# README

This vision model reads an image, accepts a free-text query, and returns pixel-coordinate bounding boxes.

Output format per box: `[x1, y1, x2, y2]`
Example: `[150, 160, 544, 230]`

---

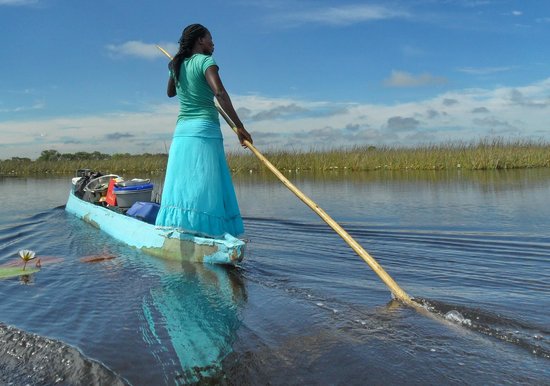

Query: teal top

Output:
[175, 54, 219, 123]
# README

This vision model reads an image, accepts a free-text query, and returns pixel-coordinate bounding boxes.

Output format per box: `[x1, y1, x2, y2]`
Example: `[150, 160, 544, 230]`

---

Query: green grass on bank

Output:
[1, 139, 549, 177]
[0, 153, 167, 177]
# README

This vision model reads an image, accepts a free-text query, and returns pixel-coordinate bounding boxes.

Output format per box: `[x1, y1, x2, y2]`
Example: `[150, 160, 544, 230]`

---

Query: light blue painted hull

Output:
[65, 190, 245, 265]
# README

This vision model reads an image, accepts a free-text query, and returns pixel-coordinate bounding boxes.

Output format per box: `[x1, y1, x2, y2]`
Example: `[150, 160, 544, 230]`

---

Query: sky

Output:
[1, 0, 549, 160]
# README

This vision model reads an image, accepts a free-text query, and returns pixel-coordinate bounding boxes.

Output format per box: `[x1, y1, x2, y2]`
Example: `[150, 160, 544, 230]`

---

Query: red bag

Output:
[105, 178, 117, 206]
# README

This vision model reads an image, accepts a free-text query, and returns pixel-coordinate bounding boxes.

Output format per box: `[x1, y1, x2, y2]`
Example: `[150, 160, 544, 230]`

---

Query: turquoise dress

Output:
[155, 54, 244, 238]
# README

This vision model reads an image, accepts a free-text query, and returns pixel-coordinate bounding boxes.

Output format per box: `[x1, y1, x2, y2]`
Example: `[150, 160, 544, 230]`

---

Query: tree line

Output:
[4, 149, 167, 162]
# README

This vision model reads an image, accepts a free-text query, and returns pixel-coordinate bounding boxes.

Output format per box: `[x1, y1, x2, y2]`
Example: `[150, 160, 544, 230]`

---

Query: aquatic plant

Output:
[18, 250, 36, 271]
[226, 138, 550, 173]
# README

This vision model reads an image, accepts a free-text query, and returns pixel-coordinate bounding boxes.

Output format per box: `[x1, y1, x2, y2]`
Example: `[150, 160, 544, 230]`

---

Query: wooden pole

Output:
[156, 45, 415, 306]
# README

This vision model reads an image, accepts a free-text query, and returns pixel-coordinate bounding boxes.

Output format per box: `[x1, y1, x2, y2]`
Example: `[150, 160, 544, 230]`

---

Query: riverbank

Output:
[1, 139, 549, 176]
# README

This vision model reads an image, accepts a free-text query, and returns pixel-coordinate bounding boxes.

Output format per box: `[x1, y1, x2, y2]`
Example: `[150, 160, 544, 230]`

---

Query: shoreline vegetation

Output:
[1, 139, 549, 177]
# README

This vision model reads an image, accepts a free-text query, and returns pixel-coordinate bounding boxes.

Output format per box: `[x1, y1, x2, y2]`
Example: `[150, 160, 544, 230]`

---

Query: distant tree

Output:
[90, 151, 110, 160]
[38, 149, 62, 161]
[60, 153, 76, 161]
[74, 151, 91, 160]
[112, 153, 132, 158]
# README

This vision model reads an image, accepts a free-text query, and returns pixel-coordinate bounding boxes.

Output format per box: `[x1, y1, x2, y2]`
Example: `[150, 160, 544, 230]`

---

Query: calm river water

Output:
[0, 169, 549, 385]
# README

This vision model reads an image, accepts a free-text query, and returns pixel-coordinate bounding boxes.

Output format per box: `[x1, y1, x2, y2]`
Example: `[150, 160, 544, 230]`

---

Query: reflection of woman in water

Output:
[155, 24, 252, 238]
[142, 262, 246, 382]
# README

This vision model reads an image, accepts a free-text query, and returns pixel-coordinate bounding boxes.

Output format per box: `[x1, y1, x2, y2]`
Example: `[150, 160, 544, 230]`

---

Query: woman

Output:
[155, 24, 252, 238]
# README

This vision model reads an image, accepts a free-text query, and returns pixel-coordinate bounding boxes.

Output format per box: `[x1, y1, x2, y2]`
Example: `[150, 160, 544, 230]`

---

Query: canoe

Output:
[65, 179, 245, 265]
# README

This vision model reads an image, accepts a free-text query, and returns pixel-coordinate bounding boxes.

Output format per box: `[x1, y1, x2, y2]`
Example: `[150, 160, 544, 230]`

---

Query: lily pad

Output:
[0, 266, 40, 279]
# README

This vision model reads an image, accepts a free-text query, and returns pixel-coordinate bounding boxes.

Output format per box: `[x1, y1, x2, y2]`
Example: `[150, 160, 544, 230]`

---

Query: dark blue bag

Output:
[126, 202, 160, 224]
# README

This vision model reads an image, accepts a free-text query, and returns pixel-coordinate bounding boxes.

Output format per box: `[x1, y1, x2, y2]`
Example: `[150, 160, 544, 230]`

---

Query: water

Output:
[0, 170, 549, 385]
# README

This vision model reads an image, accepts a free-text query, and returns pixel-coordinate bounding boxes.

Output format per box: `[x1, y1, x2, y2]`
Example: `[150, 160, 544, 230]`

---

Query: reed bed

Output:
[1, 139, 549, 176]
[227, 138, 550, 173]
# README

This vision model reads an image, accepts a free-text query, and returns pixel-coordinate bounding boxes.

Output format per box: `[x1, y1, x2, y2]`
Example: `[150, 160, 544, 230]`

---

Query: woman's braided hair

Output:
[170, 24, 209, 82]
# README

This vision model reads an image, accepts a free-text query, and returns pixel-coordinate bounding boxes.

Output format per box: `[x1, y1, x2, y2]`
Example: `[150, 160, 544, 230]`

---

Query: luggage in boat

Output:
[126, 201, 160, 224]
[116, 178, 150, 187]
[82, 174, 120, 203]
[114, 183, 154, 208]
[72, 170, 154, 208]
[105, 179, 118, 206]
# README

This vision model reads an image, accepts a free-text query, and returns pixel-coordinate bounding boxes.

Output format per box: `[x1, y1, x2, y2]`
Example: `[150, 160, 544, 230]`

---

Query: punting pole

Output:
[156, 45, 415, 306]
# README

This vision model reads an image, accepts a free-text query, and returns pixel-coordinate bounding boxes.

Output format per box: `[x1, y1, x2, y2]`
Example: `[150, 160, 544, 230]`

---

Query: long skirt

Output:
[155, 119, 244, 238]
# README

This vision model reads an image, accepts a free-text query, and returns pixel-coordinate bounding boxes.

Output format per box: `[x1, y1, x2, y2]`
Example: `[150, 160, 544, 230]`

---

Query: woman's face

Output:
[199, 32, 214, 55]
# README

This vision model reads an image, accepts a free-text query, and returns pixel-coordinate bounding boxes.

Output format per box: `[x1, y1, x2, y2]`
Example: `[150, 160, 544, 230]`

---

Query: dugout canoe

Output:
[65, 188, 245, 265]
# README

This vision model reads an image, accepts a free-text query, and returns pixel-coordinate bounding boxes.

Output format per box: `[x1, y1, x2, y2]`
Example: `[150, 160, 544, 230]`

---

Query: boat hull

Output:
[65, 191, 245, 265]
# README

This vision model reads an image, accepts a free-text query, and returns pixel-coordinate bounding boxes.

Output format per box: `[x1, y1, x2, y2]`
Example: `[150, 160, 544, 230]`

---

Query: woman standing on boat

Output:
[156, 24, 252, 238]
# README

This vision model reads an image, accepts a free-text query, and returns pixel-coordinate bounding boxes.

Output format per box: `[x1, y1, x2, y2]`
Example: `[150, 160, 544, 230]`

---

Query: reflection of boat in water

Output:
[141, 262, 246, 383]
[65, 174, 245, 265]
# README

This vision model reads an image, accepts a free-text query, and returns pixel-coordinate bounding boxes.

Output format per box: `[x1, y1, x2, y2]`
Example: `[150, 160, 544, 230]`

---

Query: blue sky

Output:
[1, 0, 549, 159]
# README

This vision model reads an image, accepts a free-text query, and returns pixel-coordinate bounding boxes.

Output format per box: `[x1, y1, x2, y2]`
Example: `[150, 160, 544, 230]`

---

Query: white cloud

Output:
[272, 4, 409, 26]
[440, 1, 492, 8]
[0, 101, 44, 113]
[231, 79, 549, 148]
[0, 105, 178, 159]
[106, 41, 179, 60]
[471, 107, 489, 113]
[386, 116, 420, 131]
[458, 66, 514, 75]
[1, 78, 549, 159]
[384, 70, 447, 87]
[0, 0, 38, 5]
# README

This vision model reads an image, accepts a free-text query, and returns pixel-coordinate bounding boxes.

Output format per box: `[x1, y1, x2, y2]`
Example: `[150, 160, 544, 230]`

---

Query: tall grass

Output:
[1, 138, 549, 176]
[227, 138, 550, 173]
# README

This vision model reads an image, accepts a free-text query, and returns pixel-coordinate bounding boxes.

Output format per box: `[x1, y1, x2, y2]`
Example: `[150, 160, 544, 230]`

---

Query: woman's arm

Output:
[205, 66, 253, 147]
